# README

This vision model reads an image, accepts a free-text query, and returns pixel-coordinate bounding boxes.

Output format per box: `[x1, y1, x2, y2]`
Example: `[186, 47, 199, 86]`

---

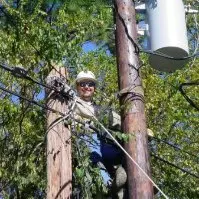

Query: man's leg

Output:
[100, 142, 127, 199]
[112, 165, 127, 199]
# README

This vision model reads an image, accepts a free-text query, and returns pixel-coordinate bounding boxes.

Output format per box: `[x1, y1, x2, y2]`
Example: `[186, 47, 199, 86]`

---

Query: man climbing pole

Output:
[66, 70, 154, 198]
[71, 70, 127, 199]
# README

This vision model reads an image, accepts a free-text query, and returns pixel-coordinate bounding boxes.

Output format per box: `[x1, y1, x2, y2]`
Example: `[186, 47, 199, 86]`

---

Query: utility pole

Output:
[46, 66, 72, 199]
[114, 0, 154, 198]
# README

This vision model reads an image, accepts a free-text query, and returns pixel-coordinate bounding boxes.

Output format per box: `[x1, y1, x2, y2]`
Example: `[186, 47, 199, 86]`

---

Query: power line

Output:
[72, 117, 199, 163]
[0, 62, 72, 99]
[140, 49, 199, 60]
[179, 80, 199, 111]
[0, 84, 64, 116]
[0, 60, 198, 167]
[150, 137, 199, 159]
[152, 153, 199, 179]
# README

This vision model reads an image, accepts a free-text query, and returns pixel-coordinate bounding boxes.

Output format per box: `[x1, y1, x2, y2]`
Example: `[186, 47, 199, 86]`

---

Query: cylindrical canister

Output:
[146, 0, 189, 72]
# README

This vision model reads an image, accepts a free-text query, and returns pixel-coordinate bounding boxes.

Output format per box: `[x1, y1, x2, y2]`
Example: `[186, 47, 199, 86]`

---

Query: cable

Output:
[0, 62, 73, 99]
[179, 80, 199, 111]
[150, 137, 199, 159]
[94, 117, 169, 198]
[75, 98, 169, 199]
[1, 80, 197, 167]
[46, 114, 70, 133]
[0, 61, 197, 189]
[72, 116, 199, 166]
[0, 84, 65, 116]
[0, 84, 77, 149]
[46, 98, 77, 133]
[152, 153, 199, 179]
[140, 49, 199, 60]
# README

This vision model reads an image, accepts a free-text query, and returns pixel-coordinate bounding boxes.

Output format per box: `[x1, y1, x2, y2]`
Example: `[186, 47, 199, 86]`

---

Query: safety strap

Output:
[118, 85, 144, 98]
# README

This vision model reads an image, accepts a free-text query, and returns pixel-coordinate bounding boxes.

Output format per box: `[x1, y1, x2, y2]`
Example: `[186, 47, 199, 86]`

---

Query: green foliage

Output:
[0, 0, 198, 198]
[72, 136, 108, 198]
[142, 55, 199, 198]
[0, 0, 113, 198]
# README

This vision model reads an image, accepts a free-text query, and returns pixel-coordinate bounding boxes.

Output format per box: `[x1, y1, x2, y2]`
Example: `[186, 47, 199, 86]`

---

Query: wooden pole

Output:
[114, 0, 154, 198]
[46, 66, 72, 199]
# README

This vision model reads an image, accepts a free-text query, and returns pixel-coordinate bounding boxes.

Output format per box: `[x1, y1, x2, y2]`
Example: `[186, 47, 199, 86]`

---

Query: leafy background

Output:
[0, 0, 198, 198]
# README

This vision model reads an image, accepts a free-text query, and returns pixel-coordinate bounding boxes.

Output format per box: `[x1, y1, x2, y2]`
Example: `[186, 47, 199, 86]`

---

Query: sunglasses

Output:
[78, 81, 96, 87]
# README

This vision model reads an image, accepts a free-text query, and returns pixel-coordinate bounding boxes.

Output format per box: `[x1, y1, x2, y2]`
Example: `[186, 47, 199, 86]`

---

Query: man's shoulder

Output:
[75, 97, 95, 119]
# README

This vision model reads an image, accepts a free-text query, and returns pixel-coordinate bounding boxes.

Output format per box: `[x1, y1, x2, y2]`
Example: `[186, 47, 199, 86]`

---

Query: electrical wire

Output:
[72, 101, 199, 199]
[94, 118, 169, 198]
[0, 62, 71, 99]
[46, 98, 77, 133]
[140, 49, 199, 60]
[150, 137, 199, 159]
[179, 80, 199, 111]
[152, 153, 199, 179]
[0, 84, 65, 116]
[1, 79, 197, 161]
[0, 84, 75, 149]
[46, 114, 70, 132]
[0, 61, 197, 159]
[0, 84, 98, 151]
[72, 115, 199, 172]
[2, 60, 198, 114]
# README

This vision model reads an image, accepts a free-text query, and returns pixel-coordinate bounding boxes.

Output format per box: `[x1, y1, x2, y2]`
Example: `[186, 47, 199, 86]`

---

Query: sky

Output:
[82, 41, 98, 52]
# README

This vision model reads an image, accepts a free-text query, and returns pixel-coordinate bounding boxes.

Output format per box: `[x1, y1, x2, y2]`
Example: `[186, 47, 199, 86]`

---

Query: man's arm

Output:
[108, 110, 154, 137]
[109, 110, 121, 131]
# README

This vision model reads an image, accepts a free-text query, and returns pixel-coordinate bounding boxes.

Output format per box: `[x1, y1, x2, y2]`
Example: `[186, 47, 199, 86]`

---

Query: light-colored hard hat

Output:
[75, 71, 97, 83]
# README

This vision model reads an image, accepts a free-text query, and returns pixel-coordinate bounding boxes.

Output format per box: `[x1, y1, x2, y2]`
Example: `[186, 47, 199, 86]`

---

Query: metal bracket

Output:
[46, 76, 66, 90]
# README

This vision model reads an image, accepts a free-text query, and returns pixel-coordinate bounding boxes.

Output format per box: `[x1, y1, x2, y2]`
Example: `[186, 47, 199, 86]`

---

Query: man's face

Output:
[76, 80, 95, 102]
